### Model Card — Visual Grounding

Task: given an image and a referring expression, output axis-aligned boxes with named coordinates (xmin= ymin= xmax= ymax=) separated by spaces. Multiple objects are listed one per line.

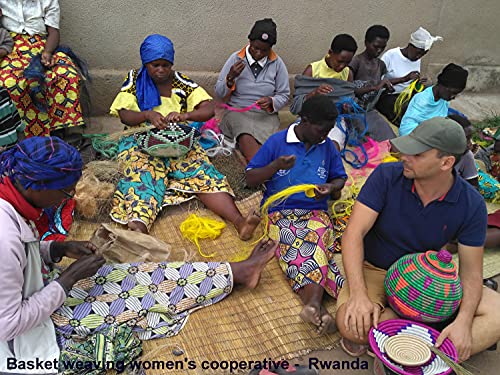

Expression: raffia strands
xmin=105 ymin=125 xmax=154 ymax=142
xmin=428 ymin=345 xmax=475 ymax=375
xmin=179 ymin=214 xmax=226 ymax=258
xmin=255 ymin=184 xmax=317 ymax=243
xmin=393 ymin=80 xmax=425 ymax=121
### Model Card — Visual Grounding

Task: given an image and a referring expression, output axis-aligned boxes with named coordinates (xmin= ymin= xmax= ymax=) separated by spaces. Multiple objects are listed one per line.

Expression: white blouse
xmin=0 ymin=0 xmax=60 ymax=36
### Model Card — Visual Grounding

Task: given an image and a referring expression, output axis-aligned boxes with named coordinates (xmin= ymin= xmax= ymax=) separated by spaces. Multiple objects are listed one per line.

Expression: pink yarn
xmin=200 ymin=102 xmax=262 ymax=134
xmin=219 ymin=102 xmax=261 ymax=112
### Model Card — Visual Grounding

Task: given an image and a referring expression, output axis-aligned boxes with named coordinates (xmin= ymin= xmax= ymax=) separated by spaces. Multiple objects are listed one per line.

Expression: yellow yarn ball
xmin=180 ymin=214 xmax=226 ymax=258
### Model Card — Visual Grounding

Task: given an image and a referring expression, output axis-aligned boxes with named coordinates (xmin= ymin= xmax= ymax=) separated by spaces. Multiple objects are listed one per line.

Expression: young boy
xmin=349 ymin=25 xmax=394 ymax=107
xmin=448 ymin=113 xmax=478 ymax=187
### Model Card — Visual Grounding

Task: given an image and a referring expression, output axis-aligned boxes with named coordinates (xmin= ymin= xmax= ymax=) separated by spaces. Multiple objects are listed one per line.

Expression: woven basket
xmin=369 ymin=319 xmax=457 ymax=375
xmin=136 ymin=123 xmax=200 ymax=158
xmin=385 ymin=249 xmax=462 ymax=323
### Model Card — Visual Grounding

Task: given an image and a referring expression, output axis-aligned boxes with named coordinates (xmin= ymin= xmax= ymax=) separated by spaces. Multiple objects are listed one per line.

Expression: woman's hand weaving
xmin=165 ymin=111 xmax=188 ymax=123
xmin=145 ymin=110 xmax=169 ymax=129
xmin=58 ymin=254 xmax=106 ymax=290
xmin=51 ymin=241 xmax=98 ymax=260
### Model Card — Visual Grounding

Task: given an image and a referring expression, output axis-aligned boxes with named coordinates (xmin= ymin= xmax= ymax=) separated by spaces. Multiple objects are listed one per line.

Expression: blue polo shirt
xmin=247 ymin=124 xmax=347 ymax=212
xmin=358 ymin=163 xmax=487 ymax=270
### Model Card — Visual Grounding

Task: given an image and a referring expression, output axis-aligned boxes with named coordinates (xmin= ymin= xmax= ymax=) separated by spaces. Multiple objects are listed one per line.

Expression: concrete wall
xmin=59 ymin=0 xmax=500 ymax=115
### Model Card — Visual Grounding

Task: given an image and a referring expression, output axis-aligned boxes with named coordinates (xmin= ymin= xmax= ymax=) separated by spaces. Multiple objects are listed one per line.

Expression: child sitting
xmin=246 ymin=96 xmax=347 ymax=335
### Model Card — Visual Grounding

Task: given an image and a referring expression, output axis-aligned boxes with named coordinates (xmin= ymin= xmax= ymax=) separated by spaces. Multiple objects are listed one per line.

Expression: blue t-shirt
xmin=358 ymin=163 xmax=487 ymax=270
xmin=246 ymin=124 xmax=347 ymax=212
xmin=399 ymin=86 xmax=450 ymax=136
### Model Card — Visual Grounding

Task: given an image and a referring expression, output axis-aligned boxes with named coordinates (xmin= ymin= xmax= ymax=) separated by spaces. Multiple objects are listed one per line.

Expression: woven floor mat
xmin=67 ymin=192 xmax=342 ymax=375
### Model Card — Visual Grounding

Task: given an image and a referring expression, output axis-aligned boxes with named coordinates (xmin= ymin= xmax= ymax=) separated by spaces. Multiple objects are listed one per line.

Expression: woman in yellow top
xmin=109 ymin=34 xmax=259 ymax=236
xmin=299 ymin=34 xmax=357 ymax=149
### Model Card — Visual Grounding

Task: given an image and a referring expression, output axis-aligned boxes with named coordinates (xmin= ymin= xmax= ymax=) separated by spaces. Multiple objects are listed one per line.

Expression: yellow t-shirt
xmin=109 ymin=70 xmax=212 ymax=120
xmin=310 ymin=58 xmax=349 ymax=80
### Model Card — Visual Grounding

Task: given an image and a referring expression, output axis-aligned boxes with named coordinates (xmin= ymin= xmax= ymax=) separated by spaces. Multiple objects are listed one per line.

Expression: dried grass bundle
xmin=74 ymin=161 xmax=123 ymax=220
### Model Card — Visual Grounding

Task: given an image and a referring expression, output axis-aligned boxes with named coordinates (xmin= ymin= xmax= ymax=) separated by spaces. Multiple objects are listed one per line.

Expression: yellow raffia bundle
xmin=180 ymin=214 xmax=226 ymax=258
xmin=393 ymin=80 xmax=425 ymax=121
xmin=382 ymin=153 xmax=400 ymax=163
xmin=254 ymin=184 xmax=317 ymax=243
xmin=331 ymin=177 xmax=361 ymax=219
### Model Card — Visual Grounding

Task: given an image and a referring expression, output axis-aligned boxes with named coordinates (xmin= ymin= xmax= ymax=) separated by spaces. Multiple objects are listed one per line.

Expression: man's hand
xmin=272 ymin=155 xmax=296 ymax=171
xmin=256 ymin=96 xmax=273 ymax=112
xmin=343 ymin=293 xmax=381 ymax=340
xmin=51 ymin=241 xmax=97 ymax=260
xmin=145 ymin=110 xmax=168 ymax=129
xmin=435 ymin=318 xmax=473 ymax=361
xmin=41 ymin=50 xmax=56 ymax=68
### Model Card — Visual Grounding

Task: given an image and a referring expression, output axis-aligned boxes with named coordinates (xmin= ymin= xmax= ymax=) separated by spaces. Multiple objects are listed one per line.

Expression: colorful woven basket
xmin=385 ymin=249 xmax=462 ymax=323
xmin=369 ymin=319 xmax=458 ymax=375
xmin=136 ymin=123 xmax=200 ymax=158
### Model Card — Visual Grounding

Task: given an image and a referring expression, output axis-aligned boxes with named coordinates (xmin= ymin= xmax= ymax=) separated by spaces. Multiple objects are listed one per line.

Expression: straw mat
xmin=67 ymin=192 xmax=342 ymax=375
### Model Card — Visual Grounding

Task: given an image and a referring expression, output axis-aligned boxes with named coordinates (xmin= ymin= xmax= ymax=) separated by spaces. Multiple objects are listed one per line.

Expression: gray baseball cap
xmin=391 ymin=117 xmax=467 ymax=155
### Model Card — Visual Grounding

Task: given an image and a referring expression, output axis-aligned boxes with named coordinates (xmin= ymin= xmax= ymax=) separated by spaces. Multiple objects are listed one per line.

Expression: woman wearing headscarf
xmin=0 ymin=0 xmax=88 ymax=138
xmin=399 ymin=63 xmax=468 ymax=136
xmin=0 ymin=136 xmax=277 ymax=371
xmin=376 ymin=27 xmax=443 ymax=123
xmin=109 ymin=34 xmax=259 ymax=237
xmin=215 ymin=18 xmax=290 ymax=162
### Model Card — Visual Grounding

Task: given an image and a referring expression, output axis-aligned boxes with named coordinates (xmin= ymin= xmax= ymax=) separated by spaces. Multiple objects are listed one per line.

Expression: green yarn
xmin=82 ymin=133 xmax=119 ymax=159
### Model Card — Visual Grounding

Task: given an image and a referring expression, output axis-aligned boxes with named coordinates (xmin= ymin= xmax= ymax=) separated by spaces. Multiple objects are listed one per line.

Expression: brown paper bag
xmin=90 ymin=223 xmax=191 ymax=264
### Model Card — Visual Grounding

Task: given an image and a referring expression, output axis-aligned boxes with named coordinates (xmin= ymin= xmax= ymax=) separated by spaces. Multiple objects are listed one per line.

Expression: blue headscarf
xmin=136 ymin=34 xmax=175 ymax=112
xmin=0 ymin=136 xmax=83 ymax=190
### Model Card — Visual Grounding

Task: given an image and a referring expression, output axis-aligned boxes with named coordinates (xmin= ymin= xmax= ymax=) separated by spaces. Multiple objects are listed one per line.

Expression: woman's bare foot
xmin=317 ymin=305 xmax=337 ymax=335
xmin=299 ymin=305 xmax=321 ymax=327
xmin=128 ymin=220 xmax=148 ymax=234
xmin=236 ymin=211 xmax=261 ymax=241
xmin=230 ymin=239 xmax=277 ymax=289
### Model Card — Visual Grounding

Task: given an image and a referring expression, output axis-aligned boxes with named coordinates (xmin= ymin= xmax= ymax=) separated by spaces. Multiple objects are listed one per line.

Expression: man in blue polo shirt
xmin=336 ymin=117 xmax=500 ymax=361
xmin=246 ymin=95 xmax=347 ymax=335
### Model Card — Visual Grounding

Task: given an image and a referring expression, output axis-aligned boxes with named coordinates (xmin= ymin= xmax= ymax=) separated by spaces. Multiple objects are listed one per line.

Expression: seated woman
xmin=0 ymin=136 xmax=278 ymax=368
xmin=399 ymin=63 xmax=468 ymax=136
xmin=110 ymin=34 xmax=259 ymax=237
xmin=0 ymin=0 xmax=87 ymax=138
xmin=215 ymin=18 xmax=290 ymax=162
xmin=376 ymin=27 xmax=442 ymax=123
xmin=290 ymin=34 xmax=357 ymax=150
xmin=246 ymin=96 xmax=347 ymax=335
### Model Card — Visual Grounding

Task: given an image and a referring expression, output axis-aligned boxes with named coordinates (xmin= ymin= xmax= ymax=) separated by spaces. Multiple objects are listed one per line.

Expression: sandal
xmin=340 ymin=337 xmax=369 ymax=357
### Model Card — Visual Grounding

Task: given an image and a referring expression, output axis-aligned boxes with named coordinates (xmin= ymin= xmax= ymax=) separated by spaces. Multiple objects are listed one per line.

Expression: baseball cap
xmin=391 ymin=117 xmax=467 ymax=155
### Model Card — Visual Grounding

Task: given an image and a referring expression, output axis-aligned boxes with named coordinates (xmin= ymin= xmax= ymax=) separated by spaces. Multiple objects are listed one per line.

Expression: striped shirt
xmin=0 ymin=86 xmax=24 ymax=147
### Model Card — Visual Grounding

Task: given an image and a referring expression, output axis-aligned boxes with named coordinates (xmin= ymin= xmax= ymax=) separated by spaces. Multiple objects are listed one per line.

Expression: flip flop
xmin=274 ymin=364 xmax=319 ymax=374
xmin=248 ymin=364 xmax=319 ymax=375
xmin=340 ymin=337 xmax=369 ymax=357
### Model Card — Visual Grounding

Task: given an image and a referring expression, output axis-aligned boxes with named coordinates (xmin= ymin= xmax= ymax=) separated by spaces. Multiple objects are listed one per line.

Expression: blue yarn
xmin=448 ymin=107 xmax=468 ymax=119
xmin=335 ymin=97 xmax=369 ymax=169
xmin=23 ymin=45 xmax=91 ymax=112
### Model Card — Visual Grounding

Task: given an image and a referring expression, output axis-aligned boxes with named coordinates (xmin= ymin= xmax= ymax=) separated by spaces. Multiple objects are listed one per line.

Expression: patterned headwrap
xmin=0 ymin=136 xmax=83 ymax=190
xmin=136 ymin=34 xmax=175 ymax=111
